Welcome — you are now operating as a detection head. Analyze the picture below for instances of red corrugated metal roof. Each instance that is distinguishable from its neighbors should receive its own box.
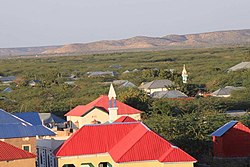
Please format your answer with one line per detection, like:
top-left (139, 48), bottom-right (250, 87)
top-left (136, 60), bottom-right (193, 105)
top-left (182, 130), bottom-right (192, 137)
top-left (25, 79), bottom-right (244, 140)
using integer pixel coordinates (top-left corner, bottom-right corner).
top-left (65, 95), bottom-right (141, 116)
top-left (0, 141), bottom-right (36, 161)
top-left (55, 122), bottom-right (196, 163)
top-left (114, 116), bottom-right (138, 123)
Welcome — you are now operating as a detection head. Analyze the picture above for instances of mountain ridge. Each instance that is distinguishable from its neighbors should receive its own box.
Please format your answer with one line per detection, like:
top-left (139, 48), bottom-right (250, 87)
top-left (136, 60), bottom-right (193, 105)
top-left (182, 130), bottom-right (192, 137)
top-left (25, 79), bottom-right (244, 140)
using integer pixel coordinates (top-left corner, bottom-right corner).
top-left (1, 29), bottom-right (250, 57)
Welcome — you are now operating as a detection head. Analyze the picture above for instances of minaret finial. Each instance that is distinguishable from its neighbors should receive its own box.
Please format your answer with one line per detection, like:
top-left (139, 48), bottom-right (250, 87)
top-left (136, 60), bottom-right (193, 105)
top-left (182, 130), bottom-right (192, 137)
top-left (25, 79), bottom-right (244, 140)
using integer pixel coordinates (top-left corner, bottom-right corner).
top-left (108, 83), bottom-right (118, 122)
top-left (108, 83), bottom-right (116, 100)
top-left (182, 64), bottom-right (188, 83)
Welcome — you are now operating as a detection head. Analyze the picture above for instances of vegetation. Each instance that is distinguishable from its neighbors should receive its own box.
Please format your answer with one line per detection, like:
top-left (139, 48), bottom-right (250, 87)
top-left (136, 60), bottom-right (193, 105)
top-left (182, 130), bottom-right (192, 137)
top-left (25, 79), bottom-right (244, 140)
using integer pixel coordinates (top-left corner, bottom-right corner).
top-left (1, 46), bottom-right (250, 165)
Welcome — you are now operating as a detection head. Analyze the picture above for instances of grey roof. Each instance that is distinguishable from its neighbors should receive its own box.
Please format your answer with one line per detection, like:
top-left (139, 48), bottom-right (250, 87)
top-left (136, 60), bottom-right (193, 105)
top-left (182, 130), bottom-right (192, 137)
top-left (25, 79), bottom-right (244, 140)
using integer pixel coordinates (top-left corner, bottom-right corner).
top-left (38, 113), bottom-right (66, 124)
top-left (225, 110), bottom-right (247, 117)
top-left (211, 86), bottom-right (245, 97)
top-left (151, 90), bottom-right (188, 99)
top-left (0, 76), bottom-right (16, 82)
top-left (112, 80), bottom-right (136, 88)
top-left (2, 87), bottom-right (12, 93)
top-left (210, 121), bottom-right (238, 137)
top-left (88, 71), bottom-right (116, 77)
top-left (228, 62), bottom-right (250, 71)
top-left (139, 79), bottom-right (174, 89)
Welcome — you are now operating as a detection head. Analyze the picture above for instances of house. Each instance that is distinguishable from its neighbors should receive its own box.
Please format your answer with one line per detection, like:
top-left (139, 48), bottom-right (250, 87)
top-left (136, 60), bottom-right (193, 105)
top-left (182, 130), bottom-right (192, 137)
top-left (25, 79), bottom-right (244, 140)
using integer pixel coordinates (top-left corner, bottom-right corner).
top-left (13, 112), bottom-right (67, 167)
top-left (29, 80), bottom-right (41, 87)
top-left (151, 90), bottom-right (188, 99)
top-left (0, 140), bottom-right (36, 167)
top-left (55, 122), bottom-right (196, 167)
top-left (139, 79), bottom-right (174, 94)
top-left (227, 62), bottom-right (250, 72)
top-left (112, 80), bottom-right (136, 88)
top-left (14, 112), bottom-right (66, 131)
top-left (2, 87), bottom-right (13, 93)
top-left (211, 86), bottom-right (245, 97)
top-left (0, 76), bottom-right (16, 85)
top-left (0, 109), bottom-right (54, 154)
top-left (87, 71), bottom-right (116, 77)
top-left (211, 121), bottom-right (250, 157)
top-left (65, 84), bottom-right (141, 128)
top-left (37, 139), bottom-right (65, 167)
top-left (225, 110), bottom-right (248, 117)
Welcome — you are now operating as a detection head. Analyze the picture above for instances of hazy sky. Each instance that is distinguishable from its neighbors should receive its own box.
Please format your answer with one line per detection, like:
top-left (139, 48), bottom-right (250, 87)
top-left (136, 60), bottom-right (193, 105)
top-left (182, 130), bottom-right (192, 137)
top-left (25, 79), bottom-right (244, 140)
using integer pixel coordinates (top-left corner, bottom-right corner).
top-left (0, 0), bottom-right (249, 48)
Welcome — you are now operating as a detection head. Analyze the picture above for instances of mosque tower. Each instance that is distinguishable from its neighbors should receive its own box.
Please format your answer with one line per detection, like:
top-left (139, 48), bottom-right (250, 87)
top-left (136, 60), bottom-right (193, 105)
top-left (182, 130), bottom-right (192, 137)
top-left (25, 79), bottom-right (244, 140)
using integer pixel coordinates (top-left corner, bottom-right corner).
top-left (182, 64), bottom-right (188, 83)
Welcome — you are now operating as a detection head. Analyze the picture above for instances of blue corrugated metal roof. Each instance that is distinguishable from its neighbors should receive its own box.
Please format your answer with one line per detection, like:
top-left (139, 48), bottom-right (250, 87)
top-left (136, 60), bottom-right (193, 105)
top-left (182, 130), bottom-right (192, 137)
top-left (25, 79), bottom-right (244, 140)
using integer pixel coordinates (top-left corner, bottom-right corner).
top-left (14, 112), bottom-right (42, 125)
top-left (0, 109), bottom-right (55, 138)
top-left (210, 120), bottom-right (238, 137)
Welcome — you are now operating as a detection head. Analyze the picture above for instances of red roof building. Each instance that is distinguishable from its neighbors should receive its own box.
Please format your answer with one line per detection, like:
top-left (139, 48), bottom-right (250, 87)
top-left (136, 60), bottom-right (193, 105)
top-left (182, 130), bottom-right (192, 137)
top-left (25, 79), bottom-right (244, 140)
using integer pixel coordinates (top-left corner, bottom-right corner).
top-left (0, 140), bottom-right (36, 167)
top-left (211, 121), bottom-right (250, 157)
top-left (55, 122), bottom-right (196, 167)
top-left (65, 95), bottom-right (141, 116)
top-left (65, 95), bottom-right (141, 128)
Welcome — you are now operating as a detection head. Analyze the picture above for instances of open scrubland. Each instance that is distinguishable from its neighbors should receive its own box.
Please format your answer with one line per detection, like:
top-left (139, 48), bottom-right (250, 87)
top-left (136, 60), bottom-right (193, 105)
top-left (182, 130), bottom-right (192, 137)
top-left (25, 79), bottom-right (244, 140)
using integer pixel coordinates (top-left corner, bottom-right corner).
top-left (0, 46), bottom-right (250, 165)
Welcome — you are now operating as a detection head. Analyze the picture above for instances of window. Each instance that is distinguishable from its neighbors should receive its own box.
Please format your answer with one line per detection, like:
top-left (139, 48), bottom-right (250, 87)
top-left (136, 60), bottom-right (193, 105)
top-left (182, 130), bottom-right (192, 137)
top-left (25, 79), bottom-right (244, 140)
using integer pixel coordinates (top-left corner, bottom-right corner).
top-left (22, 145), bottom-right (31, 152)
top-left (98, 162), bottom-right (112, 167)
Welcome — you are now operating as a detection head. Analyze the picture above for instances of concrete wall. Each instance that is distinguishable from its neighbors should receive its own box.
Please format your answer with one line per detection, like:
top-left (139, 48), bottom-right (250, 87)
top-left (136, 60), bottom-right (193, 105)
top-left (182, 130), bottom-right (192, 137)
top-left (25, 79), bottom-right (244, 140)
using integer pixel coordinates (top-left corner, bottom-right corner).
top-left (3, 137), bottom-right (37, 154)
top-left (0, 158), bottom-right (36, 167)
top-left (57, 154), bottom-right (194, 167)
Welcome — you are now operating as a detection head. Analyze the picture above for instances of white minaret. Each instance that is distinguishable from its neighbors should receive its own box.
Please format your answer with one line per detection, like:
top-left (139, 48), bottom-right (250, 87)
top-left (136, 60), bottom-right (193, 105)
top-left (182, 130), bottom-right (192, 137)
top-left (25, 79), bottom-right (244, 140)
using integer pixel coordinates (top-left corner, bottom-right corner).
top-left (108, 84), bottom-right (118, 123)
top-left (182, 64), bottom-right (188, 83)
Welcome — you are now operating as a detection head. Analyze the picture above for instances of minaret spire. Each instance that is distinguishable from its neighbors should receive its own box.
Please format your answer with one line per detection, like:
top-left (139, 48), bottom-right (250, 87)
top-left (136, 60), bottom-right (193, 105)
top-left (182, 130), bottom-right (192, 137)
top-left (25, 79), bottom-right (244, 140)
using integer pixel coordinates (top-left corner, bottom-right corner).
top-left (108, 84), bottom-right (118, 122)
top-left (182, 64), bottom-right (188, 83)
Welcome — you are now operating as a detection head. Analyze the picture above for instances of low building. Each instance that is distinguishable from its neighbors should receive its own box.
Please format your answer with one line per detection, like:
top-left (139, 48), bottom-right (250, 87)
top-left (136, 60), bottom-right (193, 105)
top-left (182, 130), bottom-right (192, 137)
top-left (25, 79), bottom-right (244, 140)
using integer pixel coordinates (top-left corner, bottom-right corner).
top-left (65, 84), bottom-right (141, 128)
top-left (14, 112), bottom-right (65, 135)
top-left (87, 71), bottom-right (116, 77)
top-left (55, 122), bottom-right (197, 167)
top-left (211, 86), bottom-right (245, 97)
top-left (112, 80), bottom-right (136, 88)
top-left (0, 140), bottom-right (36, 167)
top-left (227, 62), bottom-right (250, 72)
top-left (139, 79), bottom-right (174, 94)
top-left (211, 121), bottom-right (250, 157)
top-left (0, 76), bottom-right (16, 85)
top-left (37, 139), bottom-right (65, 167)
top-left (151, 90), bottom-right (188, 99)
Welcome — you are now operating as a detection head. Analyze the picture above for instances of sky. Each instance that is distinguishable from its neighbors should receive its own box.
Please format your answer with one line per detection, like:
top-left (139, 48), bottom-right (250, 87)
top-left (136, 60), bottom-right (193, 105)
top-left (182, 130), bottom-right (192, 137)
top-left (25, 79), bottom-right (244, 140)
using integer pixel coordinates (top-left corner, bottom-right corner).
top-left (0, 0), bottom-right (249, 48)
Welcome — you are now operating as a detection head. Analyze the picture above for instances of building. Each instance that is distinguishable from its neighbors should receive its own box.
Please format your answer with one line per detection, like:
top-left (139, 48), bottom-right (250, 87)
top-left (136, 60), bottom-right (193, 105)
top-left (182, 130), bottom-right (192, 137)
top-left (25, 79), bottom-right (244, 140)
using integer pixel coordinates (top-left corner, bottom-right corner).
top-left (0, 109), bottom-right (45, 154)
top-left (87, 71), bottom-right (116, 77)
top-left (0, 140), bottom-right (36, 167)
top-left (0, 76), bottom-right (16, 85)
top-left (182, 65), bottom-right (188, 83)
top-left (139, 79), bottom-right (174, 94)
top-left (37, 139), bottom-right (65, 167)
top-left (65, 84), bottom-right (141, 128)
top-left (55, 122), bottom-right (197, 167)
top-left (227, 62), bottom-right (250, 72)
top-left (14, 112), bottom-right (66, 134)
top-left (151, 90), bottom-right (188, 99)
top-left (211, 86), bottom-right (245, 97)
top-left (112, 80), bottom-right (136, 88)
top-left (13, 111), bottom-right (68, 167)
top-left (211, 121), bottom-right (250, 157)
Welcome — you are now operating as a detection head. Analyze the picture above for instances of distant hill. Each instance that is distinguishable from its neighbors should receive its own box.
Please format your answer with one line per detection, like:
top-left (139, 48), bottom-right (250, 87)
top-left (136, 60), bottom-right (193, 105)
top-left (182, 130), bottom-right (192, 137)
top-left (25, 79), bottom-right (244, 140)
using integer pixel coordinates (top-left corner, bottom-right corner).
top-left (0, 29), bottom-right (250, 57)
